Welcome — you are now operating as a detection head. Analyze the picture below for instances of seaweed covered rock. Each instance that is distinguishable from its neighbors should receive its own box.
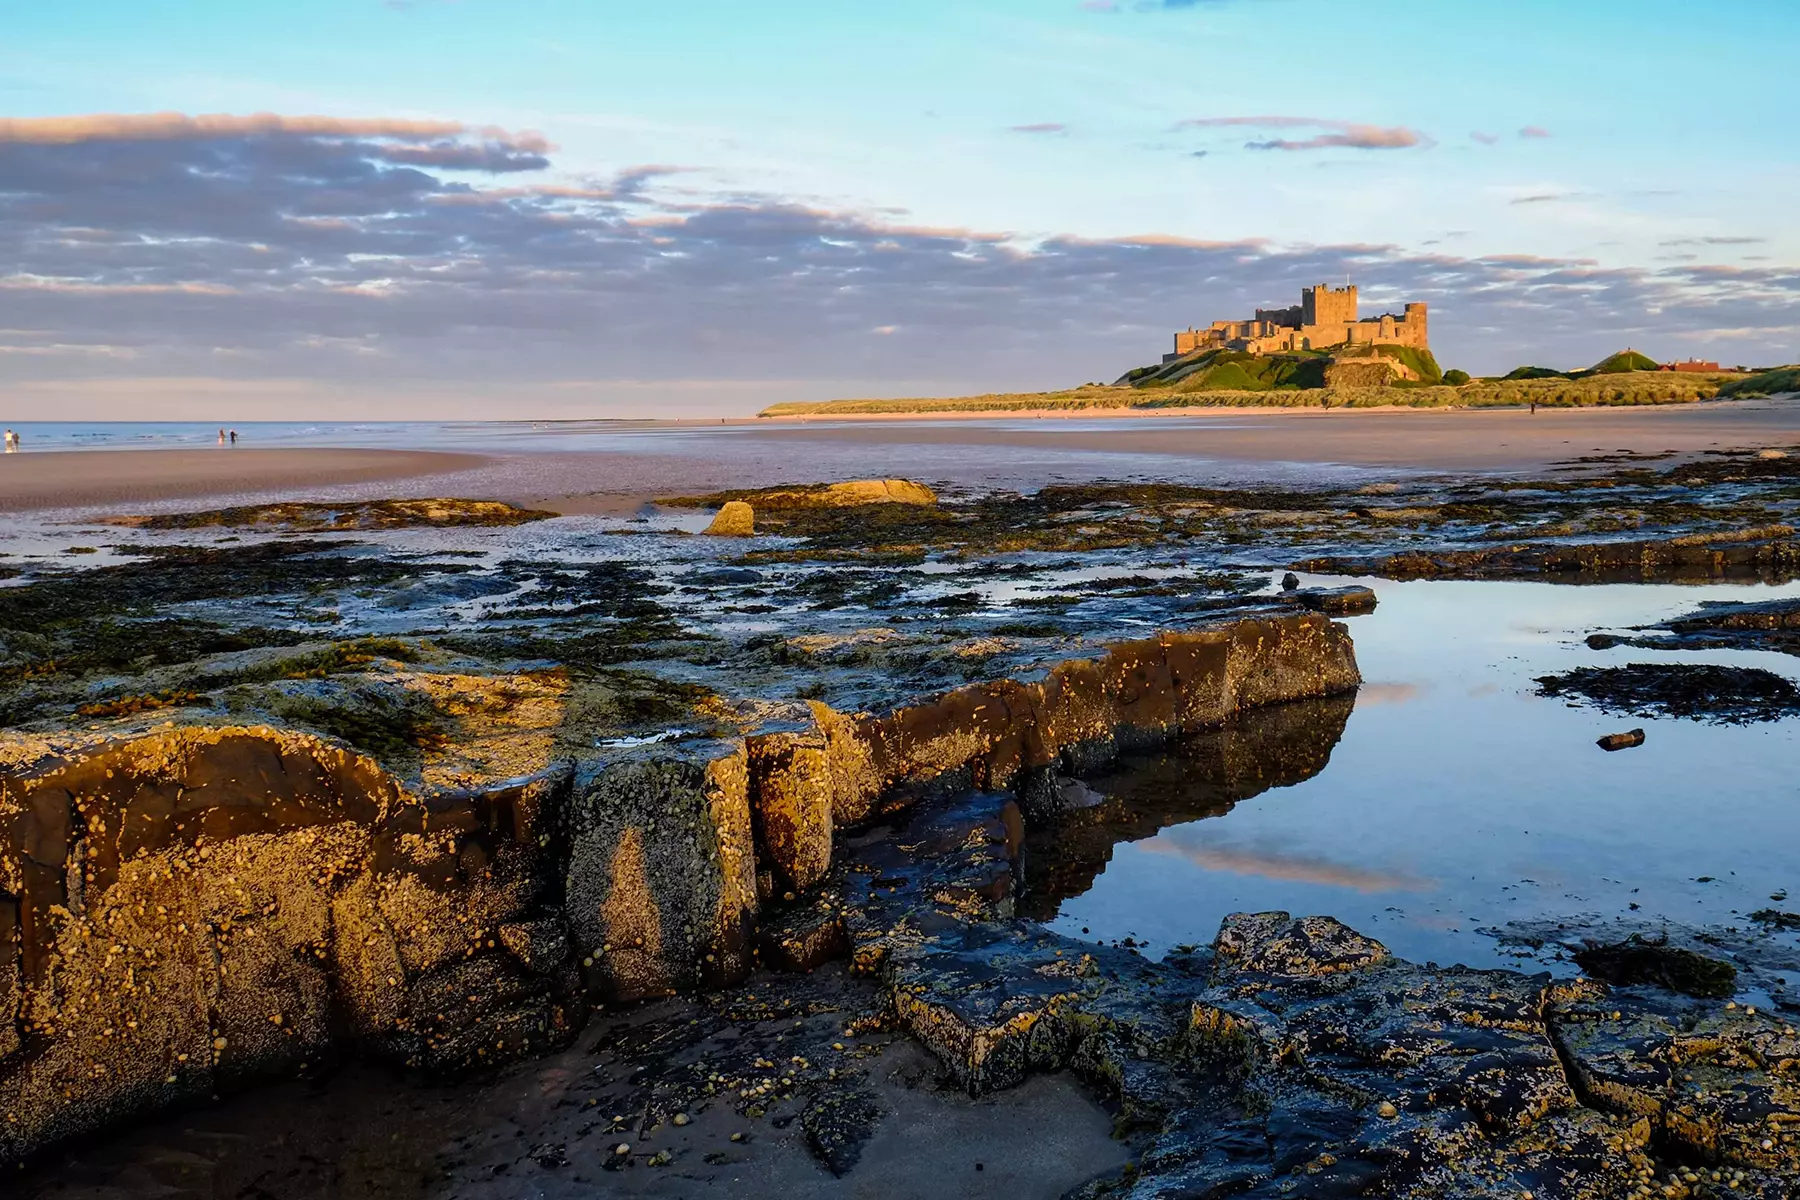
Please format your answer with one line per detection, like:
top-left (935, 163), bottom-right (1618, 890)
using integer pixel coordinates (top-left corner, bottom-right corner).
top-left (1551, 983), bottom-right (1800, 1175)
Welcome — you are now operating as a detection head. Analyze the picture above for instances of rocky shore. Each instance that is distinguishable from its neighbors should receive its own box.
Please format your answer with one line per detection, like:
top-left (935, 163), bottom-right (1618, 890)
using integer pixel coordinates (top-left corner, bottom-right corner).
top-left (8, 453), bottom-right (1800, 1196)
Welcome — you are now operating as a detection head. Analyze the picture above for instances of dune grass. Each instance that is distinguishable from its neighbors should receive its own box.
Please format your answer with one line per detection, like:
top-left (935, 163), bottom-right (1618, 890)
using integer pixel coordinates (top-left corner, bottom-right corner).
top-left (1717, 365), bottom-right (1800, 399)
top-left (759, 370), bottom-right (1743, 418)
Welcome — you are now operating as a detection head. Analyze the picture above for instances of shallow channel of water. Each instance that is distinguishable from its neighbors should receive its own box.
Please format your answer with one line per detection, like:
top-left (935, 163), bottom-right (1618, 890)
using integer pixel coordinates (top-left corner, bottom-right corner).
top-left (1036, 577), bottom-right (1800, 980)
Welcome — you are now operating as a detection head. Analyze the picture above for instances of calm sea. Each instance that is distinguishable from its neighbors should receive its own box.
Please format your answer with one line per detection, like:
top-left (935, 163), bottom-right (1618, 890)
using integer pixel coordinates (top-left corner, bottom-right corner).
top-left (0, 421), bottom-right (641, 452)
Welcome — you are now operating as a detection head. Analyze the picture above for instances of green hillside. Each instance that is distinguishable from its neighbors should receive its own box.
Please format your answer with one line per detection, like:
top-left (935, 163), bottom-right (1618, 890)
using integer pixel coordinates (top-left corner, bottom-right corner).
top-left (1122, 348), bottom-right (1330, 391)
top-left (1589, 350), bottom-right (1660, 374)
top-left (1717, 366), bottom-right (1800, 399)
top-left (1371, 344), bottom-right (1443, 383)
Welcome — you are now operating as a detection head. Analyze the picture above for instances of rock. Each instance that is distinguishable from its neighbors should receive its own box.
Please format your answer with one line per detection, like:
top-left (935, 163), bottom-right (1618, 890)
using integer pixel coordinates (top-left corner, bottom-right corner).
top-left (1210, 912), bottom-right (1390, 980)
top-left (1550, 986), bottom-right (1800, 1174)
top-left (705, 501), bottom-right (755, 537)
top-left (1538, 664), bottom-right (1800, 725)
top-left (1573, 935), bottom-right (1737, 998)
top-left (1596, 728), bottom-right (1646, 751)
top-left (562, 742), bottom-right (759, 1001)
top-left (1280, 572), bottom-right (1300, 591)
top-left (0, 727), bottom-right (578, 1164)
top-left (1284, 585), bottom-right (1378, 615)
top-left (745, 480), bottom-right (938, 509)
top-left (746, 731), bottom-right (839, 891)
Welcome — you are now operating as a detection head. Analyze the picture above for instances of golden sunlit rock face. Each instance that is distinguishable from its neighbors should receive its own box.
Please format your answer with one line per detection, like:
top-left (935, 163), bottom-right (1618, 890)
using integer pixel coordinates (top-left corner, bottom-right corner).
top-left (0, 612), bottom-right (1359, 1162)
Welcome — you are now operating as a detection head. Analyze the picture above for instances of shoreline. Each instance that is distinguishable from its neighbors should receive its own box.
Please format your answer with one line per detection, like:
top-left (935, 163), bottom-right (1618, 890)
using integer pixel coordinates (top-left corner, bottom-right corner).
top-left (0, 447), bottom-right (490, 513)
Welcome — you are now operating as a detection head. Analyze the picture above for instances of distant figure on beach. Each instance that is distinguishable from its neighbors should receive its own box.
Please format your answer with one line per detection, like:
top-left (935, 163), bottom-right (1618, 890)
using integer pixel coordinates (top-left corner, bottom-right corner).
top-left (229, 429), bottom-right (238, 445)
top-left (217, 428), bottom-right (226, 446)
top-left (3, 429), bottom-right (14, 453)
top-left (1530, 401), bottom-right (1538, 415)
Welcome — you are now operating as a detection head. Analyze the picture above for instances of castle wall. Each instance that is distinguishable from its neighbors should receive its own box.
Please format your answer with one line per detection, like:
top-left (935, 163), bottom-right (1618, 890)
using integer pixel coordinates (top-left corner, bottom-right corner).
top-left (1169, 290), bottom-right (1427, 361)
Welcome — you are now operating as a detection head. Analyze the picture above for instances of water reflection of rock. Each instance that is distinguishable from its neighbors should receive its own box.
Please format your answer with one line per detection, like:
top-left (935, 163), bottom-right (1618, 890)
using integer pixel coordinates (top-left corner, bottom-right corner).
top-left (1020, 691), bottom-right (1355, 919)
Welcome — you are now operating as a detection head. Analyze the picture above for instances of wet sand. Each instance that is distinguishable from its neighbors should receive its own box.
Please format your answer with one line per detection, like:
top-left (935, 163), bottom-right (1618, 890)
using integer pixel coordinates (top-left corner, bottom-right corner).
top-left (0, 448), bottom-right (488, 512)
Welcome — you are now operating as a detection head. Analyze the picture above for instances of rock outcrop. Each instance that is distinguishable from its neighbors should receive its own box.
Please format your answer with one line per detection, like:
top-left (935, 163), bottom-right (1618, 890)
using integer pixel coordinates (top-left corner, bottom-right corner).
top-left (703, 501), bottom-right (755, 537)
top-left (0, 726), bottom-right (579, 1163)
top-left (0, 611), bottom-right (1360, 1165)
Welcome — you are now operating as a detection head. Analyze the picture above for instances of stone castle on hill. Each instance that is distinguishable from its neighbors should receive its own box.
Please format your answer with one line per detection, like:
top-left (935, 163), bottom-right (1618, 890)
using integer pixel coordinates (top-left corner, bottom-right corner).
top-left (1167, 283), bottom-right (1429, 362)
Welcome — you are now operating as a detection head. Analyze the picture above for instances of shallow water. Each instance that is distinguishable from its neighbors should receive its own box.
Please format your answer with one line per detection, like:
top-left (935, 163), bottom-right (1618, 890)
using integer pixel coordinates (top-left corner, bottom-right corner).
top-left (1036, 576), bottom-right (1800, 981)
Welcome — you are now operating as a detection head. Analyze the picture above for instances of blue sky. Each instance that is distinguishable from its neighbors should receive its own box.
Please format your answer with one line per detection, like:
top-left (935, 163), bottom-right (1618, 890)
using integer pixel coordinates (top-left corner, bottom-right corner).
top-left (3, 0), bottom-right (1797, 418)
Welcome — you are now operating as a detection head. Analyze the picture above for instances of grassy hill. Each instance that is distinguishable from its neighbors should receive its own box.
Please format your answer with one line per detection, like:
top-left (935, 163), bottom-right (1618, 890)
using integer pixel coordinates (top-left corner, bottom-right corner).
top-left (1717, 366), bottom-right (1800, 399)
top-left (1503, 350), bottom-right (1661, 382)
top-left (760, 369), bottom-right (1743, 418)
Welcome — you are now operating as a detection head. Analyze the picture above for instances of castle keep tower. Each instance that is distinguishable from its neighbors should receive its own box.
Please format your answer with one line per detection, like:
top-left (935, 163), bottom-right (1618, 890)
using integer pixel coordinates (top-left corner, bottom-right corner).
top-left (1301, 284), bottom-right (1357, 329)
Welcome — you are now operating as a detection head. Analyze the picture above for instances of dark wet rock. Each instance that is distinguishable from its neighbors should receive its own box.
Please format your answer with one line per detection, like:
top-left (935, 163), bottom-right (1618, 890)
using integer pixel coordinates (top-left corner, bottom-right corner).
top-left (1574, 935), bottom-right (1738, 998)
top-left (1537, 663), bottom-right (1800, 724)
top-left (756, 890), bottom-right (850, 973)
top-left (1298, 527), bottom-right (1800, 584)
top-left (1597, 727), bottom-right (1646, 751)
top-left (1281, 584), bottom-right (1378, 615)
top-left (1210, 911), bottom-right (1390, 980)
top-left (1750, 909), bottom-right (1800, 931)
top-left (1550, 983), bottom-right (1800, 1177)
top-left (688, 567), bottom-right (765, 586)
top-left (101, 499), bottom-right (556, 532)
top-left (372, 571), bottom-right (517, 611)
top-left (801, 1084), bottom-right (883, 1175)
top-left (1280, 572), bottom-right (1300, 591)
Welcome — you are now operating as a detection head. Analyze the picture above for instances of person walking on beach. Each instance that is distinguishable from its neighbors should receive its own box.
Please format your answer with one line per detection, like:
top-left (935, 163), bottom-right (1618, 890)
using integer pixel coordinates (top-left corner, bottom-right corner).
top-left (3, 429), bottom-right (14, 453)
top-left (229, 429), bottom-right (238, 445)
top-left (218, 428), bottom-right (226, 446)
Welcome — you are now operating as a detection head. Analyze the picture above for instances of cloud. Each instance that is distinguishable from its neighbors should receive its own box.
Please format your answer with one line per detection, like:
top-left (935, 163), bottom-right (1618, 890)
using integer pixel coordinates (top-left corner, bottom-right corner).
top-left (0, 111), bottom-right (547, 151)
top-left (4, 110), bottom-right (1799, 414)
top-left (1660, 236), bottom-right (1767, 247)
top-left (1009, 122), bottom-right (1070, 135)
top-left (1519, 125), bottom-right (1553, 139)
top-left (1470, 131), bottom-right (1500, 145)
top-left (1511, 192), bottom-right (1571, 205)
top-left (1179, 115), bottom-right (1426, 151)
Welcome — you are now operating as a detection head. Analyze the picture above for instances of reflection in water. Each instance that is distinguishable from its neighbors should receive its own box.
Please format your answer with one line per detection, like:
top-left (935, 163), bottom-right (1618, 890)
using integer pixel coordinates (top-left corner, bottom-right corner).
top-left (1019, 692), bottom-right (1354, 919)
top-left (1138, 831), bottom-right (1433, 894)
top-left (1034, 577), bottom-right (1800, 972)
top-left (1353, 681), bottom-right (1423, 707)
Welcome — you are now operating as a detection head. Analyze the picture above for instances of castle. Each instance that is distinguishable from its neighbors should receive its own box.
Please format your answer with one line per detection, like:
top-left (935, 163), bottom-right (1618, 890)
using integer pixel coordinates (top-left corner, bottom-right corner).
top-left (1167, 284), bottom-right (1429, 361)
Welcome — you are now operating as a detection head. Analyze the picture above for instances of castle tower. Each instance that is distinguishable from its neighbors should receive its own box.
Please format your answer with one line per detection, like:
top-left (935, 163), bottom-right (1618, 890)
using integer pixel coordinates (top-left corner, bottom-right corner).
top-left (1301, 284), bottom-right (1357, 328)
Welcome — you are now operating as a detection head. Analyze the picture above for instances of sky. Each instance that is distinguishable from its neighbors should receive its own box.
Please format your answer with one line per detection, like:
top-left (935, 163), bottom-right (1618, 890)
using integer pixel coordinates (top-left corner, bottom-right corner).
top-left (3, 0), bottom-right (1798, 419)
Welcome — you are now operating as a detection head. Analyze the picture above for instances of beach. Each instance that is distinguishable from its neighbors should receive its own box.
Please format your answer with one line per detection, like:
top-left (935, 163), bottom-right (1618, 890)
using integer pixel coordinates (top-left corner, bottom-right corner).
top-left (3, 402), bottom-right (1798, 519)
top-left (0, 447), bottom-right (487, 512)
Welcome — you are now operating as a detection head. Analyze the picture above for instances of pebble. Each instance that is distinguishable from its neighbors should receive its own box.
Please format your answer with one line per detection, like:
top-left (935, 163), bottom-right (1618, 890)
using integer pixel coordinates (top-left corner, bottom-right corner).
top-left (1376, 1101), bottom-right (1399, 1119)
top-left (614, 1143), bottom-right (631, 1156)
top-left (672, 1112), bottom-right (690, 1126)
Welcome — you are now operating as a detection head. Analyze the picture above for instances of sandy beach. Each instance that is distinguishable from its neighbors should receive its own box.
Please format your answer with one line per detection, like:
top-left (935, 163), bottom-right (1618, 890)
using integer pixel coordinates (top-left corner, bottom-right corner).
top-left (744, 399), bottom-right (1800, 472)
top-left (2, 403), bottom-right (1798, 518)
top-left (0, 447), bottom-right (488, 512)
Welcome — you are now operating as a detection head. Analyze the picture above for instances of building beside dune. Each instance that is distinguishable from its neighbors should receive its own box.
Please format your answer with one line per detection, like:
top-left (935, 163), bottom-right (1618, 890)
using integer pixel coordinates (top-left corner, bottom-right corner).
top-left (1167, 283), bottom-right (1429, 361)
